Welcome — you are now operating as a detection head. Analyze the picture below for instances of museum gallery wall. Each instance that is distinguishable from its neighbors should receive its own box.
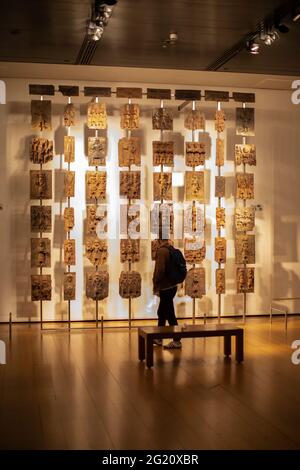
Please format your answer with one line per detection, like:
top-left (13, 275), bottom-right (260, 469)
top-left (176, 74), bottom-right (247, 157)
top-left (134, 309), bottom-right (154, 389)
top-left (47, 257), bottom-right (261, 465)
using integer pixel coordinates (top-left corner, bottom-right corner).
top-left (1, 75), bottom-right (300, 323)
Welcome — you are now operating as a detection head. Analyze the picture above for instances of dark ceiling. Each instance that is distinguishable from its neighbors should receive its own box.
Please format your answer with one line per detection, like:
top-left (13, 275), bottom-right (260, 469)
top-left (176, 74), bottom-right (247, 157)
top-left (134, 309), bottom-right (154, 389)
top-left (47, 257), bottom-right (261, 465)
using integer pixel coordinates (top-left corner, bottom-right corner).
top-left (0, 0), bottom-right (300, 75)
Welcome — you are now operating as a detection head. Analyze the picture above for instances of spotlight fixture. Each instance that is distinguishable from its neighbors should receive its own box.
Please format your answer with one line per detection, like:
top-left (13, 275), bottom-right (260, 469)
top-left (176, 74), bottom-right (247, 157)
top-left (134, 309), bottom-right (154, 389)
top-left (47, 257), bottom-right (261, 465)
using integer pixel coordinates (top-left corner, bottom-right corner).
top-left (87, 0), bottom-right (117, 41)
top-left (246, 39), bottom-right (260, 54)
top-left (274, 20), bottom-right (289, 33)
top-left (162, 31), bottom-right (178, 48)
top-left (263, 31), bottom-right (278, 45)
top-left (293, 5), bottom-right (300, 22)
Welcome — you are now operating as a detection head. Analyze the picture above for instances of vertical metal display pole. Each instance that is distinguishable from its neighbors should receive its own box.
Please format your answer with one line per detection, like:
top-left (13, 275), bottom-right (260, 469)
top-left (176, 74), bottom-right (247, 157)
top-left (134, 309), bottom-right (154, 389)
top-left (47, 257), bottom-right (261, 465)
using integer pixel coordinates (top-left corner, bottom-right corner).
top-left (39, 95), bottom-right (44, 331)
top-left (95, 96), bottom-right (99, 329)
top-left (191, 101), bottom-right (196, 325)
top-left (217, 101), bottom-right (222, 325)
top-left (67, 96), bottom-right (72, 331)
top-left (242, 102), bottom-right (247, 324)
top-left (127, 98), bottom-right (132, 330)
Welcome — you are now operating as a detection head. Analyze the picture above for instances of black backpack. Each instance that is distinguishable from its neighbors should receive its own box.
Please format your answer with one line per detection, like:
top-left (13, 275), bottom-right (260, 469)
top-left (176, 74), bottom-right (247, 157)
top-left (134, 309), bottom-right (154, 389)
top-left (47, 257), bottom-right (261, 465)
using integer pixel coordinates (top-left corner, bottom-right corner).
top-left (166, 246), bottom-right (187, 285)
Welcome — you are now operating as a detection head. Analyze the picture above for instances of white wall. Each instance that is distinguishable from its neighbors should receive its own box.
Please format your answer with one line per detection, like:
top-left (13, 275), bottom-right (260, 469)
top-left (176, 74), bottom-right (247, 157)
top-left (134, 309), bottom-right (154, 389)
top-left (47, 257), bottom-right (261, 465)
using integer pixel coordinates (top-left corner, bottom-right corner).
top-left (0, 71), bottom-right (300, 323)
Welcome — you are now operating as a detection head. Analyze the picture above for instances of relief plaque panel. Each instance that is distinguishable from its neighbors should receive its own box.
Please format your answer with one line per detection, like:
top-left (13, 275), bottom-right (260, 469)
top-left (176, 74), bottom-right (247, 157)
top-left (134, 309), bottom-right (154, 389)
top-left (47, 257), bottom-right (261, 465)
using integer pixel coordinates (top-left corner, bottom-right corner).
top-left (216, 138), bottom-right (225, 166)
top-left (235, 206), bottom-right (255, 232)
top-left (153, 173), bottom-right (172, 201)
top-left (86, 171), bottom-right (106, 201)
top-left (185, 268), bottom-right (206, 298)
top-left (64, 170), bottom-right (75, 198)
top-left (64, 103), bottom-right (76, 127)
top-left (237, 267), bottom-right (255, 293)
top-left (215, 109), bottom-right (226, 133)
top-left (185, 142), bottom-right (206, 167)
top-left (86, 271), bottom-right (109, 300)
top-left (235, 144), bottom-right (256, 166)
top-left (216, 268), bottom-right (225, 294)
top-left (88, 137), bottom-right (107, 166)
top-left (153, 141), bottom-right (174, 166)
top-left (216, 207), bottom-right (225, 230)
top-left (64, 272), bottom-right (76, 300)
top-left (235, 234), bottom-right (255, 264)
top-left (64, 239), bottom-right (76, 265)
top-left (30, 206), bottom-right (52, 233)
top-left (184, 238), bottom-right (206, 264)
top-left (185, 171), bottom-right (204, 202)
top-left (184, 110), bottom-right (205, 131)
top-left (150, 203), bottom-right (174, 236)
top-left (86, 238), bottom-right (108, 266)
top-left (119, 137), bottom-right (141, 167)
top-left (87, 102), bottom-right (107, 129)
top-left (64, 207), bottom-right (75, 232)
top-left (120, 239), bottom-right (140, 263)
top-left (215, 237), bottom-right (226, 264)
top-left (31, 238), bottom-right (51, 268)
top-left (119, 271), bottom-right (142, 298)
top-left (64, 136), bottom-right (75, 163)
top-left (151, 239), bottom-right (160, 261)
top-left (215, 176), bottom-right (225, 198)
top-left (120, 171), bottom-right (141, 199)
top-left (236, 107), bottom-right (255, 136)
top-left (31, 100), bottom-right (52, 131)
top-left (120, 104), bottom-right (140, 130)
top-left (30, 170), bottom-right (52, 199)
top-left (30, 138), bottom-right (53, 164)
top-left (152, 108), bottom-right (173, 130)
top-left (87, 205), bottom-right (107, 235)
top-left (31, 274), bottom-right (51, 301)
top-left (236, 173), bottom-right (254, 200)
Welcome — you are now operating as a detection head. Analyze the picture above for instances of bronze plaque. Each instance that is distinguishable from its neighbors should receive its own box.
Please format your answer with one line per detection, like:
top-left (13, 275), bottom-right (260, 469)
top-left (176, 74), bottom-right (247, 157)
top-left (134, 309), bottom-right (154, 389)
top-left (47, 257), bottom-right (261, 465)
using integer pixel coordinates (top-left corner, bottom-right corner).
top-left (215, 237), bottom-right (226, 264)
top-left (64, 239), bottom-right (76, 265)
top-left (237, 267), bottom-right (255, 293)
top-left (236, 107), bottom-right (255, 136)
top-left (119, 271), bottom-right (141, 298)
top-left (185, 171), bottom-right (204, 202)
top-left (87, 205), bottom-right (107, 235)
top-left (153, 173), bottom-right (172, 201)
top-left (120, 239), bottom-right (140, 263)
top-left (236, 173), bottom-right (254, 200)
top-left (185, 142), bottom-right (206, 167)
top-left (86, 238), bottom-right (107, 266)
top-left (235, 144), bottom-right (256, 166)
top-left (120, 171), bottom-right (141, 199)
top-left (64, 272), bottom-right (76, 301)
top-left (64, 170), bottom-right (75, 198)
top-left (215, 176), bottom-right (225, 198)
top-left (216, 207), bottom-right (225, 230)
top-left (87, 102), bottom-right (107, 129)
top-left (205, 90), bottom-right (229, 102)
top-left (64, 207), bottom-right (74, 232)
top-left (184, 110), bottom-right (205, 130)
top-left (64, 103), bottom-right (76, 127)
top-left (120, 204), bottom-right (140, 236)
top-left (31, 274), bottom-right (51, 301)
top-left (185, 267), bottom-right (206, 298)
top-left (184, 238), bottom-right (206, 264)
top-left (88, 137), bottom-right (107, 166)
top-left (215, 109), bottom-right (226, 133)
top-left (216, 138), bottom-right (225, 166)
top-left (151, 239), bottom-right (160, 261)
top-left (147, 88), bottom-right (171, 100)
top-left (116, 87), bottom-right (143, 98)
top-left (30, 138), bottom-right (53, 164)
top-left (30, 170), bottom-right (52, 199)
top-left (235, 206), bottom-right (255, 232)
top-left (153, 141), bottom-right (174, 166)
top-left (120, 103), bottom-right (140, 130)
top-left (86, 271), bottom-right (109, 300)
top-left (64, 136), bottom-right (75, 163)
top-left (86, 171), bottom-right (106, 201)
top-left (118, 137), bottom-right (141, 167)
top-left (30, 206), bottom-right (52, 233)
top-left (235, 234), bottom-right (255, 264)
top-left (152, 108), bottom-right (173, 130)
top-left (31, 100), bottom-right (52, 131)
top-left (216, 268), bottom-right (225, 294)
top-left (184, 204), bottom-right (205, 235)
top-left (31, 238), bottom-right (51, 268)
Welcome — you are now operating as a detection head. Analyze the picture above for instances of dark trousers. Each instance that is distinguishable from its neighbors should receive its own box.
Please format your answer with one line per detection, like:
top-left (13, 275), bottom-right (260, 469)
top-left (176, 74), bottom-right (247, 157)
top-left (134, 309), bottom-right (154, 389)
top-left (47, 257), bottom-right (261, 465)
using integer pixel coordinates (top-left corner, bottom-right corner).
top-left (157, 287), bottom-right (180, 341)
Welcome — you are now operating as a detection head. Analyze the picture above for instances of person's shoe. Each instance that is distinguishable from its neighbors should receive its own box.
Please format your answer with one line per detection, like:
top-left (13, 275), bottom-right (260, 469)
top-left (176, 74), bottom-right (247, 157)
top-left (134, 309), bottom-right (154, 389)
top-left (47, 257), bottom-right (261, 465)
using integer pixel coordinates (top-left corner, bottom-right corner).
top-left (153, 339), bottom-right (163, 346)
top-left (163, 340), bottom-right (182, 350)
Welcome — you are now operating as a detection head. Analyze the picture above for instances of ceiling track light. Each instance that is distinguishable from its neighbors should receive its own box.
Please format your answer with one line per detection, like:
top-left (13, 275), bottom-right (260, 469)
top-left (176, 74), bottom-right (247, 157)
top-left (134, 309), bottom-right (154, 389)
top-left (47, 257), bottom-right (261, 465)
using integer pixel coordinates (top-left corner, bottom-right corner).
top-left (246, 39), bottom-right (260, 54)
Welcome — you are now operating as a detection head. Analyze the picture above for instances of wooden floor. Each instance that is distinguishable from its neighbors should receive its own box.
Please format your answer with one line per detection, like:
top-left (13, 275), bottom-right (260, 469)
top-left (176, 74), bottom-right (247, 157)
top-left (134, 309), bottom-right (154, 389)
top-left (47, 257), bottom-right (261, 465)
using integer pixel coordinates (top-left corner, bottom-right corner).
top-left (0, 317), bottom-right (300, 450)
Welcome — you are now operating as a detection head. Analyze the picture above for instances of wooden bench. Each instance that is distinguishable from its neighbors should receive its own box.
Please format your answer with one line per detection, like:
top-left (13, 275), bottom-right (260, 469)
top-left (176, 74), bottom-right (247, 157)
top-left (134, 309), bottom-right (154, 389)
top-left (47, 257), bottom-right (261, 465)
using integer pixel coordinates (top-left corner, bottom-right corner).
top-left (138, 324), bottom-right (244, 368)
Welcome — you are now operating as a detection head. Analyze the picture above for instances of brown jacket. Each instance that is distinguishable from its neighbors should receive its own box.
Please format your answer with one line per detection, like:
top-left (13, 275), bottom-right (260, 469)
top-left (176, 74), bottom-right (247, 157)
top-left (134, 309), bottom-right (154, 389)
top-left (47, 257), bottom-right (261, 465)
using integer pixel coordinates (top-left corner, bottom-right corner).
top-left (153, 243), bottom-right (177, 292)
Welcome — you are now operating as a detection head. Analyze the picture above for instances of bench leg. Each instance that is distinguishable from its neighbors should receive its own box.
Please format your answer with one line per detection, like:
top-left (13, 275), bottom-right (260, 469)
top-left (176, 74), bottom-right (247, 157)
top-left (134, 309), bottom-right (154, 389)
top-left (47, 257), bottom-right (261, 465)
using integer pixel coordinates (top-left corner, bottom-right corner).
top-left (138, 335), bottom-right (145, 361)
top-left (146, 336), bottom-right (154, 368)
top-left (224, 335), bottom-right (231, 357)
top-left (235, 331), bottom-right (244, 363)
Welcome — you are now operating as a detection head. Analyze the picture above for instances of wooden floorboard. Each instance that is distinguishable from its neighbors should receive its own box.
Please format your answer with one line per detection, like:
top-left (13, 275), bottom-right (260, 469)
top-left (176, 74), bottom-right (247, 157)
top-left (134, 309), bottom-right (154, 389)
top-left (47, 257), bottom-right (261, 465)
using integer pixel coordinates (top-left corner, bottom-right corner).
top-left (0, 318), bottom-right (300, 449)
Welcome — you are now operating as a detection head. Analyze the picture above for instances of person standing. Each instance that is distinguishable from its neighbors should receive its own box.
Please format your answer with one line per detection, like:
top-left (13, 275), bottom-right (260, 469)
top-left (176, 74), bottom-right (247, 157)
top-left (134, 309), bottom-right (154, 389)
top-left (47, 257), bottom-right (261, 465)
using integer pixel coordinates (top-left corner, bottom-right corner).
top-left (153, 239), bottom-right (182, 349)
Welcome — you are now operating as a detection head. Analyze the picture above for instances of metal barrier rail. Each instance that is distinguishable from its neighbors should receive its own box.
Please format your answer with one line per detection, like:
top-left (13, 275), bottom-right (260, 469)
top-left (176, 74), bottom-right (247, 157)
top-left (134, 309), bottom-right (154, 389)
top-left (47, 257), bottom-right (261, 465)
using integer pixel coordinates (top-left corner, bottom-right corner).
top-left (270, 297), bottom-right (300, 330)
